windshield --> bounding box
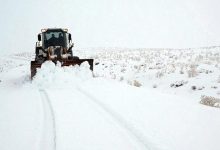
[43,30,66,48]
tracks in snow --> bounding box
[76,86,156,150]
[39,89,57,150]
[38,86,156,150]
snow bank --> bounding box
[32,61,93,88]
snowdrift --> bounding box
[32,61,93,88]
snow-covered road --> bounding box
[39,89,56,150]
[46,88,147,150]
[0,50,220,150]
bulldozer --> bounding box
[30,28,93,78]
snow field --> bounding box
[81,79,220,150]
[88,47,220,102]
[0,47,220,150]
[31,58,220,150]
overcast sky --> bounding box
[0,0,220,54]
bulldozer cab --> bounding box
[40,29,71,49]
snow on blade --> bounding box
[32,61,93,88]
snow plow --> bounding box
[30,28,93,79]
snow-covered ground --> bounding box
[0,47,220,150]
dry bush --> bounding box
[155,71,164,78]
[119,76,124,81]
[191,85,197,90]
[211,86,218,89]
[152,84,157,88]
[121,68,126,73]
[179,66,184,74]
[200,95,220,108]
[218,76,220,83]
[187,64,198,78]
[170,80,188,88]
[127,80,133,86]
[133,80,142,87]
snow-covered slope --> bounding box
[0,48,220,150]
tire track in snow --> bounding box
[39,89,57,150]
[76,86,158,150]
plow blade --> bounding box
[30,59,93,79]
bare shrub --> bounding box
[127,80,132,86]
[134,65,139,69]
[119,76,124,81]
[179,66,184,74]
[211,86,218,89]
[121,68,126,73]
[187,64,198,78]
[152,84,157,88]
[191,86,197,90]
[197,86,205,90]
[170,80,188,88]
[169,64,176,73]
[191,85,205,91]
[218,76,220,83]
[156,71,164,78]
[200,95,220,108]
[205,70,213,74]
[133,80,142,87]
